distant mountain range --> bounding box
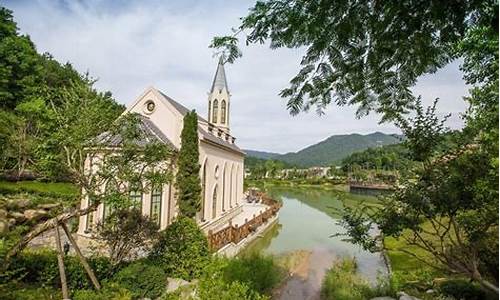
[244,132,402,167]
[244,150,281,160]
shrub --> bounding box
[439,279,486,300]
[96,208,159,265]
[0,284,61,300]
[149,216,210,280]
[73,283,132,300]
[223,253,283,295]
[9,249,115,290]
[111,261,166,299]
[321,258,388,300]
[197,259,269,300]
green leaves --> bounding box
[176,111,202,218]
[395,98,450,163]
[211,0,494,120]
[149,216,210,280]
[210,36,242,64]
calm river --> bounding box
[243,185,388,298]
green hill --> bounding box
[245,132,401,168]
[244,150,280,160]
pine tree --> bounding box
[176,110,202,218]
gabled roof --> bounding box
[210,56,229,92]
[158,91,208,123]
[93,115,176,149]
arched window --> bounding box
[208,101,211,122]
[222,164,226,212]
[103,180,118,221]
[236,166,240,205]
[212,100,218,123]
[200,159,207,221]
[150,185,162,226]
[221,100,226,124]
[229,164,234,208]
[85,197,94,232]
[129,182,143,210]
[212,185,218,219]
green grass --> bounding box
[383,227,448,299]
[384,221,445,274]
[0,180,78,197]
[321,258,394,300]
[384,236,432,273]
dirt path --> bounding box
[275,247,336,300]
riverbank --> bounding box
[245,178,349,190]
[239,185,389,299]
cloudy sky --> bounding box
[4,0,470,153]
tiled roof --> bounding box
[158,91,208,123]
[198,127,244,154]
[93,115,176,149]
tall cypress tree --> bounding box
[176,110,202,218]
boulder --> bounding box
[10,212,26,222]
[167,277,191,292]
[7,198,31,210]
[15,199,31,209]
[0,209,7,218]
[38,203,60,210]
[8,218,16,226]
[0,220,8,234]
[24,209,47,221]
[397,292,422,300]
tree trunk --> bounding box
[54,224,70,300]
[61,222,101,290]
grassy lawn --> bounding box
[0,180,78,197]
[384,220,445,275]
[384,235,435,273]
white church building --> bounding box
[77,58,246,236]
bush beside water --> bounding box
[321,258,394,300]
[223,253,283,295]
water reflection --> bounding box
[244,186,387,281]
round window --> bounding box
[144,100,155,114]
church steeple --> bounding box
[211,56,229,93]
[208,56,230,133]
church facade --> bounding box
[77,58,245,236]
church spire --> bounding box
[210,56,229,93]
[208,56,230,133]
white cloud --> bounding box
[5,0,469,153]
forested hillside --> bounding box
[243,150,280,160]
[245,132,401,168]
[0,7,124,181]
[340,143,414,171]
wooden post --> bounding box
[61,222,101,290]
[54,224,70,300]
